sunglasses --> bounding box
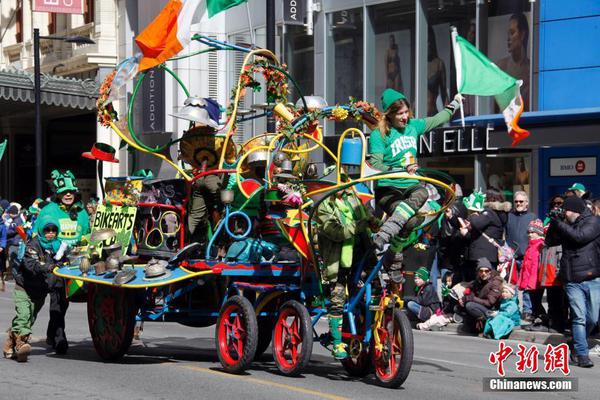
[514,200,526,204]
[44,227,58,233]
[479,269,491,273]
[552,202,564,206]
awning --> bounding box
[0,69,98,111]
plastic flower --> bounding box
[331,107,348,121]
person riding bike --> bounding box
[369,88,461,281]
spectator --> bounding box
[545,196,600,368]
[5,205,25,281]
[483,284,521,339]
[438,194,468,283]
[0,211,6,291]
[568,183,587,199]
[459,257,504,333]
[506,191,536,260]
[459,189,511,281]
[406,267,442,322]
[517,219,545,322]
[85,197,99,228]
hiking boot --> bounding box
[3,329,16,359]
[15,335,31,362]
[577,355,594,368]
[328,315,348,360]
[452,313,463,324]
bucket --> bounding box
[340,137,363,166]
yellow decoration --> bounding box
[331,107,349,121]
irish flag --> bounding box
[135,0,202,71]
[451,28,530,147]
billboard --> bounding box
[33,0,84,14]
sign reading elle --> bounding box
[419,126,499,156]
[33,0,83,14]
[283,0,306,26]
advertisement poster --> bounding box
[91,204,138,255]
[375,30,412,102]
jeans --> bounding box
[406,301,421,317]
[522,290,532,314]
[565,277,600,356]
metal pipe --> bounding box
[266,0,276,133]
[34,28,43,197]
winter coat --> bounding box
[0,222,6,250]
[545,209,600,283]
[518,238,544,290]
[506,211,537,259]
[5,215,24,247]
[35,201,90,245]
[465,202,510,262]
[466,269,503,309]
[438,200,468,270]
[483,297,520,339]
[14,237,56,298]
[537,245,562,287]
[415,282,442,321]
[315,190,373,282]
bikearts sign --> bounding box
[418,126,501,156]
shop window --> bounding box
[485,154,532,202]
[15,3,23,43]
[484,0,532,113]
[424,0,475,116]
[84,0,95,24]
[326,7,363,134]
[283,25,314,104]
[368,2,415,105]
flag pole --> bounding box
[245,2,256,45]
[451,26,466,128]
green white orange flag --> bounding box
[135,0,202,71]
[0,139,6,162]
[451,28,530,146]
[207,0,247,17]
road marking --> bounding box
[174,364,350,400]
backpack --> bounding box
[537,245,562,287]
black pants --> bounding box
[46,286,69,345]
[465,301,490,319]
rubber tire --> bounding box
[87,283,138,361]
[255,317,275,360]
[215,295,258,374]
[271,300,313,376]
[373,308,414,388]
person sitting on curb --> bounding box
[458,258,504,333]
[406,267,441,323]
[483,284,520,340]
[3,216,63,362]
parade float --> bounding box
[53,24,459,390]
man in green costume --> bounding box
[369,88,461,281]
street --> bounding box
[0,281,597,400]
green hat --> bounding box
[569,183,586,192]
[132,168,154,179]
[463,189,486,212]
[415,267,430,281]
[381,88,406,112]
[51,169,79,194]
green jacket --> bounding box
[35,201,90,245]
[315,190,373,282]
[368,109,452,188]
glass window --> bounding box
[484,154,532,202]
[326,7,363,134]
[421,156,475,193]
[368,2,415,105]
[484,0,532,113]
[424,0,476,116]
[283,25,314,104]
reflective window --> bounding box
[485,154,532,202]
[283,25,314,104]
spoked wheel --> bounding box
[255,317,275,360]
[373,309,414,388]
[215,295,258,374]
[87,283,139,361]
[272,300,313,376]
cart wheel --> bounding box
[87,283,138,361]
[341,340,372,377]
[216,295,258,373]
[272,300,313,376]
[255,317,275,360]
[373,309,414,388]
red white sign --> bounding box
[550,157,596,177]
[33,0,83,14]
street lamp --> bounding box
[33,28,95,197]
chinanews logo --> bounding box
[483,341,578,392]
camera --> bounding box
[548,207,565,220]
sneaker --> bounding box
[522,313,534,322]
[55,339,68,355]
[577,355,594,368]
[590,345,600,357]
[452,312,463,324]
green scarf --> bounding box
[334,198,355,269]
[36,215,62,253]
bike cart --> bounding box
[54,35,456,389]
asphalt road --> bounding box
[1,281,597,400]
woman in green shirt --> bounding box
[369,88,461,280]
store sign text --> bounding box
[419,126,498,156]
[33,0,83,14]
[284,0,306,25]
[549,157,596,177]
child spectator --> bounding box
[483,284,521,339]
[406,267,441,322]
[518,219,545,321]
